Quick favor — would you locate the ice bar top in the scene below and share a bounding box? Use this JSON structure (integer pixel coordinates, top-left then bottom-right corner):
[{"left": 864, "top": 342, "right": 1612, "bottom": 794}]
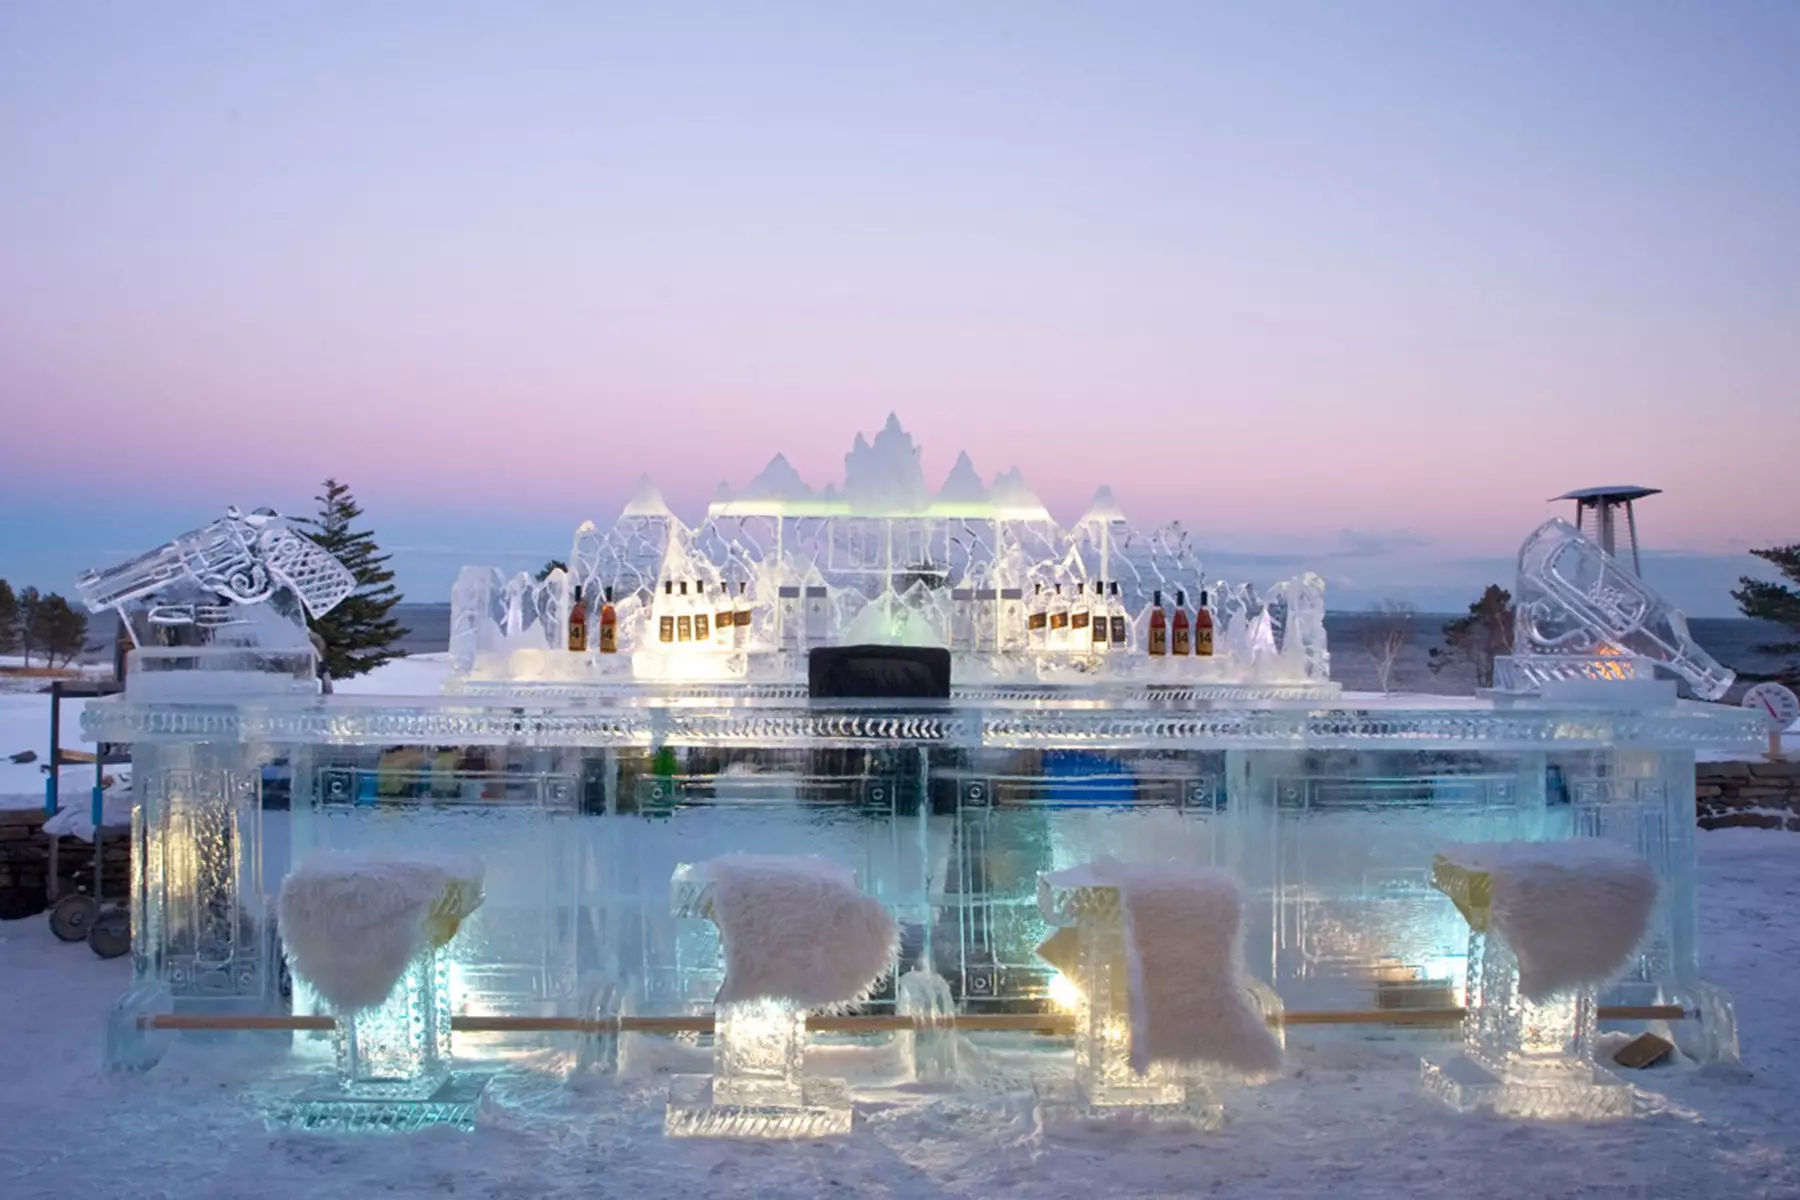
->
[{"left": 80, "top": 685, "right": 1767, "bottom": 750}]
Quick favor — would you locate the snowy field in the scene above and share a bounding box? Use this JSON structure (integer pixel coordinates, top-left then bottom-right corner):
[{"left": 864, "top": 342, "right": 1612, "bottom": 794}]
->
[{"left": 0, "top": 829, "right": 1792, "bottom": 1199}]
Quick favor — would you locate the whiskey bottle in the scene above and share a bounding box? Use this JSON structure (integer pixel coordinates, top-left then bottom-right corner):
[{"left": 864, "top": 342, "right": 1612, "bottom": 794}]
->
[
  {"left": 715, "top": 582, "right": 736, "bottom": 648},
  {"left": 778, "top": 584, "right": 802, "bottom": 652},
  {"left": 1148, "top": 589, "right": 1168, "bottom": 656},
  {"left": 1108, "top": 581, "right": 1128, "bottom": 650},
  {"left": 1048, "top": 584, "right": 1070, "bottom": 650},
  {"left": 733, "top": 581, "right": 752, "bottom": 636},
  {"left": 658, "top": 580, "right": 675, "bottom": 645},
  {"left": 676, "top": 581, "right": 693, "bottom": 643},
  {"left": 999, "top": 586, "right": 1026, "bottom": 653},
  {"left": 1070, "top": 582, "right": 1091, "bottom": 647},
  {"left": 568, "top": 584, "right": 588, "bottom": 653},
  {"left": 1172, "top": 589, "right": 1191, "bottom": 657},
  {"left": 950, "top": 587, "right": 974, "bottom": 651},
  {"left": 598, "top": 586, "right": 618, "bottom": 654},
  {"left": 1195, "top": 588, "right": 1215, "bottom": 657},
  {"left": 804, "top": 585, "right": 830, "bottom": 647}
]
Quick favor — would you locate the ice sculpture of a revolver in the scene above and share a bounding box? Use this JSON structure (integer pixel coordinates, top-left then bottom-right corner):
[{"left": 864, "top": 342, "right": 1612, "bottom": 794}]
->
[
  {"left": 1493, "top": 518, "right": 1733, "bottom": 701},
  {"left": 76, "top": 506, "right": 356, "bottom": 653}
]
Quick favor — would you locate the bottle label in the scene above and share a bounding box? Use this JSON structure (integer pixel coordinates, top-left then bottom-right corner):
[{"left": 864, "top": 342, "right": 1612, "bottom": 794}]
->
[
  {"left": 734, "top": 608, "right": 752, "bottom": 627},
  {"left": 1091, "top": 616, "right": 1107, "bottom": 643},
  {"left": 1196, "top": 627, "right": 1214, "bottom": 656},
  {"left": 1173, "top": 626, "right": 1191, "bottom": 656},
  {"left": 1110, "top": 615, "right": 1127, "bottom": 646},
  {"left": 1071, "top": 610, "right": 1089, "bottom": 631},
  {"left": 599, "top": 621, "right": 617, "bottom": 653},
  {"left": 568, "top": 623, "right": 587, "bottom": 653},
  {"left": 694, "top": 613, "right": 710, "bottom": 641},
  {"left": 1149, "top": 625, "right": 1167, "bottom": 655},
  {"left": 677, "top": 615, "right": 692, "bottom": 642},
  {"left": 659, "top": 615, "right": 674, "bottom": 644},
  {"left": 1050, "top": 611, "right": 1069, "bottom": 630},
  {"left": 717, "top": 607, "right": 733, "bottom": 632},
  {"left": 1028, "top": 611, "right": 1047, "bottom": 631}
]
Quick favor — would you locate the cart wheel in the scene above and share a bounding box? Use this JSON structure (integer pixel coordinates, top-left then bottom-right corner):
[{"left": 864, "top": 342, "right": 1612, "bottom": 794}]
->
[
  {"left": 50, "top": 893, "right": 99, "bottom": 942},
  {"left": 88, "top": 909, "right": 132, "bottom": 959}
]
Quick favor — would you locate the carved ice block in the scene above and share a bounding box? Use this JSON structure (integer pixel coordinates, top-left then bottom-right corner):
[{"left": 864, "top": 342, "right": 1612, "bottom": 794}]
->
[
  {"left": 1421, "top": 855, "right": 1634, "bottom": 1119},
  {"left": 1034, "top": 874, "right": 1222, "bottom": 1128},
  {"left": 896, "top": 969, "right": 959, "bottom": 1083},
  {"left": 333, "top": 947, "right": 452, "bottom": 1100},
  {"left": 663, "top": 866, "right": 854, "bottom": 1138}
]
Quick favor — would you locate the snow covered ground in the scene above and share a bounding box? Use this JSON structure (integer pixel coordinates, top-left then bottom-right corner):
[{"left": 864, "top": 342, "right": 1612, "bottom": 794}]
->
[{"left": 0, "top": 829, "right": 1792, "bottom": 1199}]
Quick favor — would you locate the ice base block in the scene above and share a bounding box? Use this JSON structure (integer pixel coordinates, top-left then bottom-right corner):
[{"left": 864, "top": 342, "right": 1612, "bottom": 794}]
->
[
  {"left": 663, "top": 1074, "right": 853, "bottom": 1139},
  {"left": 1420, "top": 1054, "right": 1634, "bottom": 1121},
  {"left": 272, "top": 1072, "right": 490, "bottom": 1132},
  {"left": 1031, "top": 1077, "right": 1223, "bottom": 1131}
]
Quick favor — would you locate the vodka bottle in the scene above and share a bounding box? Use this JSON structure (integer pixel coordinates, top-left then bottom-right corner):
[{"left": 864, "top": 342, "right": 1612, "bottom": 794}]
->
[
  {"left": 1148, "top": 590, "right": 1168, "bottom": 656},
  {"left": 693, "top": 581, "right": 711, "bottom": 644},
  {"left": 1028, "top": 583, "right": 1048, "bottom": 651},
  {"left": 676, "top": 581, "right": 694, "bottom": 644},
  {"left": 1048, "top": 584, "right": 1070, "bottom": 651},
  {"left": 975, "top": 588, "right": 998, "bottom": 654},
  {"left": 1089, "top": 581, "right": 1109, "bottom": 655},
  {"left": 999, "top": 586, "right": 1025, "bottom": 653},
  {"left": 1195, "top": 588, "right": 1215, "bottom": 658},
  {"left": 658, "top": 580, "right": 676, "bottom": 646},
  {"left": 950, "top": 587, "right": 974, "bottom": 651},
  {"left": 1108, "top": 582, "right": 1128, "bottom": 650},
  {"left": 778, "top": 585, "right": 802, "bottom": 653},
  {"left": 1069, "top": 582, "right": 1091, "bottom": 650},
  {"left": 1172, "top": 589, "right": 1191, "bottom": 657},
  {"left": 804, "top": 585, "right": 830, "bottom": 647},
  {"left": 598, "top": 586, "right": 618, "bottom": 654}
]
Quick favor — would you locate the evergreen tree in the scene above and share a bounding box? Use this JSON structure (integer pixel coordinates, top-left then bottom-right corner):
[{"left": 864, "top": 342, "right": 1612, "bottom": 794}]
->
[
  {"left": 1428, "top": 584, "right": 1515, "bottom": 689},
  {"left": 16, "top": 586, "right": 41, "bottom": 668},
  {"left": 0, "top": 579, "right": 17, "bottom": 658},
  {"left": 300, "top": 479, "right": 409, "bottom": 680},
  {"left": 536, "top": 559, "right": 567, "bottom": 582},
  {"left": 1732, "top": 542, "right": 1800, "bottom": 677},
  {"left": 36, "top": 593, "right": 89, "bottom": 667}
]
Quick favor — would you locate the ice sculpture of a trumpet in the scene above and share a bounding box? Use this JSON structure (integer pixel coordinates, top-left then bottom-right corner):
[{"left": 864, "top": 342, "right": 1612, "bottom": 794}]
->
[{"left": 1495, "top": 518, "right": 1733, "bottom": 700}]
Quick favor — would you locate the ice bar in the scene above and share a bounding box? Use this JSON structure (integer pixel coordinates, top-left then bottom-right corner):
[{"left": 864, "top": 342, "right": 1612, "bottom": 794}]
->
[{"left": 76, "top": 420, "right": 1764, "bottom": 1132}]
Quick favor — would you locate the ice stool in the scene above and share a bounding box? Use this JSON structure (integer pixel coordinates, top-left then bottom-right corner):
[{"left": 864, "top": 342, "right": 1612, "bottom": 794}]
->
[
  {"left": 1034, "top": 859, "right": 1283, "bottom": 1130},
  {"left": 665, "top": 854, "right": 899, "bottom": 1138},
  {"left": 272, "top": 852, "right": 488, "bottom": 1131},
  {"left": 1422, "top": 840, "right": 1659, "bottom": 1119}
]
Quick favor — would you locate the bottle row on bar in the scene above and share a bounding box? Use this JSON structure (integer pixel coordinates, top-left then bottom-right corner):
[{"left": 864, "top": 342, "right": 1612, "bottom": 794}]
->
[{"left": 566, "top": 578, "right": 1215, "bottom": 659}]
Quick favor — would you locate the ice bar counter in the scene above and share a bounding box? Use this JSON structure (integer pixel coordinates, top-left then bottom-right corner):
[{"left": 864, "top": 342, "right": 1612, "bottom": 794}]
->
[{"left": 73, "top": 423, "right": 1765, "bottom": 1132}]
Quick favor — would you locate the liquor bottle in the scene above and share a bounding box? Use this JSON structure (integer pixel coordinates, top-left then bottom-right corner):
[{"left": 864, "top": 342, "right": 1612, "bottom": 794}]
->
[
  {"left": 975, "top": 587, "right": 998, "bottom": 653},
  {"left": 658, "top": 580, "right": 675, "bottom": 645},
  {"left": 1109, "top": 582, "right": 1128, "bottom": 650},
  {"left": 1070, "top": 582, "right": 1091, "bottom": 647},
  {"left": 733, "top": 581, "right": 752, "bottom": 636},
  {"left": 693, "top": 581, "right": 711, "bottom": 644},
  {"left": 1048, "top": 584, "right": 1070, "bottom": 650},
  {"left": 1027, "top": 582, "right": 1048, "bottom": 651},
  {"left": 1172, "top": 589, "right": 1192, "bottom": 657},
  {"left": 778, "top": 584, "right": 802, "bottom": 652},
  {"left": 715, "top": 582, "right": 736, "bottom": 648},
  {"left": 1089, "top": 581, "right": 1109, "bottom": 653},
  {"left": 1148, "top": 589, "right": 1168, "bottom": 656},
  {"left": 950, "top": 587, "right": 974, "bottom": 651},
  {"left": 676, "top": 581, "right": 693, "bottom": 643},
  {"left": 598, "top": 586, "right": 618, "bottom": 654},
  {"left": 567, "top": 584, "right": 588, "bottom": 652},
  {"left": 999, "top": 586, "right": 1025, "bottom": 653},
  {"left": 1195, "top": 588, "right": 1215, "bottom": 657},
  {"left": 804, "top": 585, "right": 830, "bottom": 647}
]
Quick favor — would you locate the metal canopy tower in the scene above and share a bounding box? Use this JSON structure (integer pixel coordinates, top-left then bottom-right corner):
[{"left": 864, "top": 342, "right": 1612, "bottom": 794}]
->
[{"left": 1552, "top": 485, "right": 1661, "bottom": 575}]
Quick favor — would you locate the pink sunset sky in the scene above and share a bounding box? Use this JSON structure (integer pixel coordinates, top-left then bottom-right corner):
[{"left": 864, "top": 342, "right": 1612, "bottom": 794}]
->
[{"left": 3, "top": 4, "right": 1796, "bottom": 614}]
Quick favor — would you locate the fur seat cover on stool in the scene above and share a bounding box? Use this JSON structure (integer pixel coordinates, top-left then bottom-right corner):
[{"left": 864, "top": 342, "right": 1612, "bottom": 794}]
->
[
  {"left": 698, "top": 854, "right": 899, "bottom": 1012},
  {"left": 1437, "top": 839, "right": 1657, "bottom": 1003},
  {"left": 277, "top": 851, "right": 486, "bottom": 1011},
  {"left": 1047, "top": 858, "right": 1282, "bottom": 1079}
]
